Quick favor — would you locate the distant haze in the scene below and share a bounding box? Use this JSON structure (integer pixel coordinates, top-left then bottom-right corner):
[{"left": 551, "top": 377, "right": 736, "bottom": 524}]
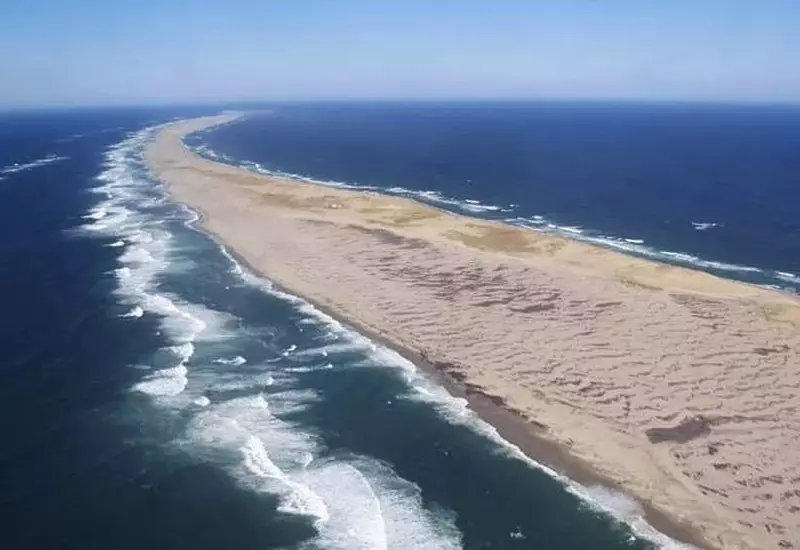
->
[{"left": 3, "top": 0, "right": 800, "bottom": 108}]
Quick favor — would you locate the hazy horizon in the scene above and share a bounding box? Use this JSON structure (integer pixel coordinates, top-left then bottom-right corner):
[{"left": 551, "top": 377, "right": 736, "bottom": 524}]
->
[{"left": 3, "top": 1, "right": 800, "bottom": 109}]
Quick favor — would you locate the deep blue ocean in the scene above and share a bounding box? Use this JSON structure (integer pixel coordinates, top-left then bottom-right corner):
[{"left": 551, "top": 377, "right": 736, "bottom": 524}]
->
[{"left": 2, "top": 102, "right": 798, "bottom": 550}]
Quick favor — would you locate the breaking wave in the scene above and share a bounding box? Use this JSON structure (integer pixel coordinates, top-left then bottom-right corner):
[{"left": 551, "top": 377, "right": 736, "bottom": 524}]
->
[
  {"left": 77, "top": 125, "right": 465, "bottom": 549},
  {"left": 0, "top": 154, "right": 67, "bottom": 177}
]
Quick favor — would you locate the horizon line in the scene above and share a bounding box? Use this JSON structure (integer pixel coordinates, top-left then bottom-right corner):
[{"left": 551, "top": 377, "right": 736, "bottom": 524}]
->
[{"left": 3, "top": 96, "right": 800, "bottom": 114}]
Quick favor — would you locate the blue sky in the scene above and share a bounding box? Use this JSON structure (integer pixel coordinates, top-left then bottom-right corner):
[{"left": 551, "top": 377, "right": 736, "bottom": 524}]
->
[{"left": 2, "top": 0, "right": 800, "bottom": 107}]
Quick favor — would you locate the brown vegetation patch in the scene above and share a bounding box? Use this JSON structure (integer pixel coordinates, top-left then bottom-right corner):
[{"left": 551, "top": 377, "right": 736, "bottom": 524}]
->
[
  {"left": 346, "top": 225, "right": 430, "bottom": 249},
  {"left": 615, "top": 275, "right": 662, "bottom": 292},
  {"left": 646, "top": 415, "right": 712, "bottom": 443},
  {"left": 753, "top": 344, "right": 790, "bottom": 356},
  {"left": 444, "top": 226, "right": 536, "bottom": 254}
]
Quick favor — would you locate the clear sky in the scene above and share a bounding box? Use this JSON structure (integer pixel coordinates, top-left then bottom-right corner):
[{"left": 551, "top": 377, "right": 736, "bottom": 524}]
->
[{"left": 2, "top": 0, "right": 800, "bottom": 108}]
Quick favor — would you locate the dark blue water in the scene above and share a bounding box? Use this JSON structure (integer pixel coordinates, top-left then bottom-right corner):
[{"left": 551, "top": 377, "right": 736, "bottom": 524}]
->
[
  {"left": 194, "top": 102, "right": 800, "bottom": 292},
  {"left": 10, "top": 102, "right": 789, "bottom": 550}
]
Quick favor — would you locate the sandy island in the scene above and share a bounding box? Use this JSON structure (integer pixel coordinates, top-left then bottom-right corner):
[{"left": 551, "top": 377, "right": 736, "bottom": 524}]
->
[{"left": 146, "top": 114, "right": 800, "bottom": 550}]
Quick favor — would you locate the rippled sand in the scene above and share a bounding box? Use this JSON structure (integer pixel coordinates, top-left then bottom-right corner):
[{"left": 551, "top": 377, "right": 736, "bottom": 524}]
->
[{"left": 148, "top": 115, "right": 800, "bottom": 550}]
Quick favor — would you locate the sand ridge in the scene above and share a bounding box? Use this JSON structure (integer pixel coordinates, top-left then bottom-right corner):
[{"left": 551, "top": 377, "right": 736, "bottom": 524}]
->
[{"left": 147, "top": 115, "right": 800, "bottom": 550}]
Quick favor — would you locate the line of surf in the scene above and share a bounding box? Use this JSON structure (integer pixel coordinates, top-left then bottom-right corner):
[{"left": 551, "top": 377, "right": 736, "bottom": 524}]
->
[
  {"left": 185, "top": 138, "right": 799, "bottom": 295},
  {"left": 80, "top": 123, "right": 466, "bottom": 550},
  {"left": 0, "top": 153, "right": 68, "bottom": 178},
  {"left": 170, "top": 115, "right": 716, "bottom": 548},
  {"left": 213, "top": 227, "right": 699, "bottom": 550}
]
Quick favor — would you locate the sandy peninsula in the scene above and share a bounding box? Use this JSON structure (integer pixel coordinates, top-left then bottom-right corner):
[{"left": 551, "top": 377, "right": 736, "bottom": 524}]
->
[{"left": 147, "top": 115, "right": 800, "bottom": 550}]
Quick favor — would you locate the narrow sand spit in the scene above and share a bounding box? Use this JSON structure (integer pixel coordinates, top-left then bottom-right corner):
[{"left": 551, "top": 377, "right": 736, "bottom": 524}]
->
[{"left": 147, "top": 115, "right": 800, "bottom": 550}]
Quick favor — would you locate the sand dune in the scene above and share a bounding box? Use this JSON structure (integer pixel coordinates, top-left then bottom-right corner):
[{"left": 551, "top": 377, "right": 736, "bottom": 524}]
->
[{"left": 147, "top": 115, "right": 800, "bottom": 550}]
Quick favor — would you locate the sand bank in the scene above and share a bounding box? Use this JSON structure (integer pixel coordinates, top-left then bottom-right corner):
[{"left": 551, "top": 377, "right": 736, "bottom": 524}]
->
[{"left": 146, "top": 115, "right": 800, "bottom": 550}]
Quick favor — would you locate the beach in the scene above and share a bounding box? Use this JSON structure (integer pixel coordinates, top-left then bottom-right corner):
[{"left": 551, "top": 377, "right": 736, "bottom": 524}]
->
[{"left": 147, "top": 115, "right": 800, "bottom": 550}]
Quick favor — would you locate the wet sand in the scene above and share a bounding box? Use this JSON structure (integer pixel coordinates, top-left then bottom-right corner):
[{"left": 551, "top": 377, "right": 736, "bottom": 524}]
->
[{"left": 146, "top": 115, "right": 800, "bottom": 550}]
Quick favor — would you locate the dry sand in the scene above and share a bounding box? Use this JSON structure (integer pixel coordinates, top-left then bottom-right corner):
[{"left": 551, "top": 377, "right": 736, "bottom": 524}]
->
[{"left": 147, "top": 115, "right": 800, "bottom": 550}]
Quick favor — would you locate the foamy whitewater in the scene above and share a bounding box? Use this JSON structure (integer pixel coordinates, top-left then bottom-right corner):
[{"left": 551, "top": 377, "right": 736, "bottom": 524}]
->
[
  {"left": 72, "top": 123, "right": 702, "bottom": 549},
  {"left": 0, "top": 154, "right": 67, "bottom": 179},
  {"left": 78, "top": 127, "right": 465, "bottom": 549}
]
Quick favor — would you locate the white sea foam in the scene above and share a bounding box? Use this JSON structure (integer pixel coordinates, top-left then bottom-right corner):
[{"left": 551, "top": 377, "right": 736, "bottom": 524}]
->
[
  {"left": 83, "top": 208, "right": 107, "bottom": 220},
  {"left": 169, "top": 342, "right": 196, "bottom": 362},
  {"left": 284, "top": 362, "right": 335, "bottom": 374},
  {"left": 213, "top": 355, "right": 247, "bottom": 366},
  {"left": 459, "top": 202, "right": 502, "bottom": 213},
  {"left": 55, "top": 133, "right": 84, "bottom": 144},
  {"left": 354, "top": 459, "right": 462, "bottom": 550},
  {"left": 776, "top": 271, "right": 800, "bottom": 284},
  {"left": 282, "top": 344, "right": 298, "bottom": 355},
  {"left": 575, "top": 487, "right": 697, "bottom": 550},
  {"left": 573, "top": 232, "right": 767, "bottom": 277},
  {"left": 0, "top": 154, "right": 67, "bottom": 175},
  {"left": 661, "top": 251, "right": 697, "bottom": 263},
  {"left": 133, "top": 364, "right": 189, "bottom": 397},
  {"left": 184, "top": 393, "right": 330, "bottom": 524},
  {"left": 295, "top": 457, "right": 462, "bottom": 550},
  {"left": 120, "top": 306, "right": 144, "bottom": 318},
  {"left": 132, "top": 343, "right": 195, "bottom": 397},
  {"left": 128, "top": 230, "right": 154, "bottom": 244},
  {"left": 291, "top": 341, "right": 370, "bottom": 359},
  {"left": 260, "top": 389, "right": 317, "bottom": 415},
  {"left": 691, "top": 221, "right": 719, "bottom": 231},
  {"left": 240, "top": 435, "right": 330, "bottom": 522},
  {"left": 191, "top": 373, "right": 277, "bottom": 399},
  {"left": 119, "top": 246, "right": 154, "bottom": 264},
  {"left": 77, "top": 126, "right": 235, "bottom": 405},
  {"left": 294, "top": 463, "right": 382, "bottom": 550}
]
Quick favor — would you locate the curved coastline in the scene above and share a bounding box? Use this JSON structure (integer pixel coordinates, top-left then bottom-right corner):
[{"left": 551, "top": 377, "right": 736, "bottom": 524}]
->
[{"left": 147, "top": 114, "right": 800, "bottom": 550}]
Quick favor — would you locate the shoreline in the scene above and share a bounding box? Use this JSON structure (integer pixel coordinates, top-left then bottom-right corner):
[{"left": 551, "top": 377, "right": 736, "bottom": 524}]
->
[
  {"left": 208, "top": 226, "right": 707, "bottom": 549},
  {"left": 146, "top": 114, "right": 800, "bottom": 550},
  {"left": 186, "top": 117, "right": 799, "bottom": 300}
]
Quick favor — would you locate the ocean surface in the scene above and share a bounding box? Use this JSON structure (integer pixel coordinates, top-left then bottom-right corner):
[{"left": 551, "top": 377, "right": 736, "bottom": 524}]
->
[{"left": 2, "top": 102, "right": 798, "bottom": 550}]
